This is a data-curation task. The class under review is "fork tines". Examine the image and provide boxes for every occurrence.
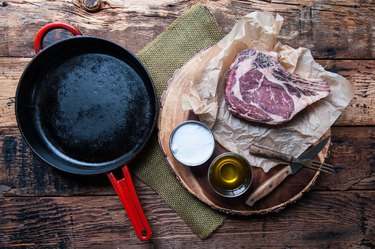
[309,161,337,174]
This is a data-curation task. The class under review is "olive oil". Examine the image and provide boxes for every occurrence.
[208,153,253,197]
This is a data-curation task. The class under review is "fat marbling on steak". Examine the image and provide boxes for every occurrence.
[224,49,330,125]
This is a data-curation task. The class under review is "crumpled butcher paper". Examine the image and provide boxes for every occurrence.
[181,11,354,172]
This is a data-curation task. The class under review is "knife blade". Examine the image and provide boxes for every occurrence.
[245,135,331,207]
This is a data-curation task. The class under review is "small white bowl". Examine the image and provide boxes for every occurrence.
[169,120,215,166]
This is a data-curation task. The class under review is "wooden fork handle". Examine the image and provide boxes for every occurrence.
[249,144,293,162]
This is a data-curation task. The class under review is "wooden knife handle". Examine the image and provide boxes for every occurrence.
[249,144,293,163]
[245,165,292,207]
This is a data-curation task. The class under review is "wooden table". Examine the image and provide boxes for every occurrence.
[1,1,374,248]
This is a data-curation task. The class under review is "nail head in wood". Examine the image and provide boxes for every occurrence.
[81,0,102,13]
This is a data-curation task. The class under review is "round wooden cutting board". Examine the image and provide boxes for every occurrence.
[158,52,331,216]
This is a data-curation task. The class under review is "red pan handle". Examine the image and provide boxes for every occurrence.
[34,22,82,54]
[108,166,152,241]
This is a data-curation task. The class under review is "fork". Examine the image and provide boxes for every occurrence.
[249,145,336,174]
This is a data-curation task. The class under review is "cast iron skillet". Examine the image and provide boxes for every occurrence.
[15,23,157,241]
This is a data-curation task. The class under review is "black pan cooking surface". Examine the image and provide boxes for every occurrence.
[16,37,157,174]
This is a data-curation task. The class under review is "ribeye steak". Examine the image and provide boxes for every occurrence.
[224,49,330,125]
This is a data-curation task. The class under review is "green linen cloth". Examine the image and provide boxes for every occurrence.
[130,4,227,239]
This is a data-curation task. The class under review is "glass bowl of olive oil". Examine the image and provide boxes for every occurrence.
[208,152,253,198]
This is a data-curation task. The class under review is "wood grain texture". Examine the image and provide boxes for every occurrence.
[206,0,375,59]
[321,60,375,126]
[157,48,333,215]
[249,145,295,162]
[0,0,373,58]
[0,126,373,196]
[0,0,184,57]
[245,165,292,207]
[1,58,373,127]
[315,126,375,191]
[1,191,374,248]
[0,0,374,246]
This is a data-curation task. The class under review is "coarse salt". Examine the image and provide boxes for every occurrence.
[170,121,215,166]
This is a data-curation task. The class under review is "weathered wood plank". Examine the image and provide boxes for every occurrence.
[0,57,28,127]
[0,0,373,247]
[314,126,375,191]
[0,58,374,127]
[0,0,183,57]
[0,126,373,197]
[321,60,375,126]
[0,0,373,58]
[0,126,112,197]
[206,0,375,59]
[1,191,374,248]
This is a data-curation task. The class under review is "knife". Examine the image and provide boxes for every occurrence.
[245,136,331,207]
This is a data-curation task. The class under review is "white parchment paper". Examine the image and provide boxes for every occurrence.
[181,12,354,172]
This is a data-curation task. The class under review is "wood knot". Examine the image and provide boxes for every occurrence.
[81,0,102,13]
[1,1,9,7]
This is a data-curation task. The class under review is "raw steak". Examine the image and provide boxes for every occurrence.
[224,49,330,125]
